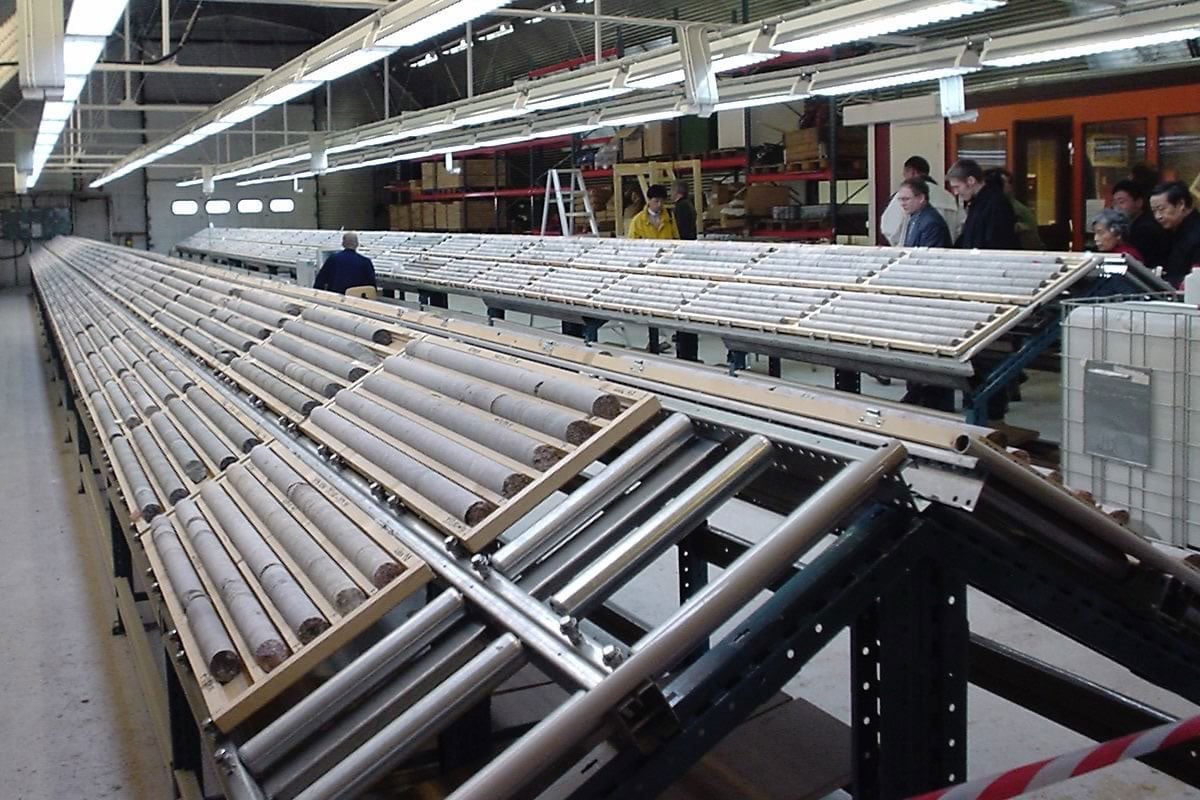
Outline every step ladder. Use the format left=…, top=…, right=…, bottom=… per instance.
left=541, top=169, right=598, bottom=237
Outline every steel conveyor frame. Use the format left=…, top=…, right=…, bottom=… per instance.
left=31, top=236, right=1200, bottom=800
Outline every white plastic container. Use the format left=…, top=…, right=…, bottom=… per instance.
left=1062, top=300, right=1200, bottom=548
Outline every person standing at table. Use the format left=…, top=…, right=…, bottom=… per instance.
left=897, top=178, right=952, bottom=248
left=1150, top=180, right=1200, bottom=287
left=314, top=232, right=376, bottom=294
left=947, top=159, right=1019, bottom=251
left=627, top=185, right=680, bottom=240
left=671, top=180, right=698, bottom=240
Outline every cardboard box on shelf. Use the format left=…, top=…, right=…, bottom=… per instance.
left=622, top=135, right=643, bottom=161
left=643, top=121, right=676, bottom=157
left=743, top=185, right=792, bottom=217
left=464, top=199, right=505, bottom=230
left=437, top=160, right=509, bottom=189
left=784, top=127, right=868, bottom=165
left=421, top=203, right=436, bottom=230
left=388, top=204, right=413, bottom=230
left=421, top=162, right=437, bottom=188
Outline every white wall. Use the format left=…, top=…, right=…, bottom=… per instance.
left=147, top=177, right=317, bottom=253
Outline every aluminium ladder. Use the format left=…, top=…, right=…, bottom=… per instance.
left=541, top=168, right=598, bottom=237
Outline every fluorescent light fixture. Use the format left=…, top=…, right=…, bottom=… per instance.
left=258, top=81, right=320, bottom=107
left=63, top=36, right=107, bottom=75
left=67, top=0, right=128, bottom=37
left=713, top=73, right=810, bottom=110
left=454, top=91, right=528, bottom=126
left=42, top=101, right=74, bottom=122
left=525, top=66, right=631, bottom=111
left=236, top=171, right=316, bottom=187
left=627, top=27, right=778, bottom=89
left=63, top=75, right=87, bottom=103
left=809, top=44, right=981, bottom=95
left=378, top=0, right=516, bottom=48
left=772, top=0, right=1003, bottom=53
left=601, top=105, right=686, bottom=127
left=194, top=120, right=235, bottom=138
left=481, top=23, right=514, bottom=41
left=305, top=47, right=394, bottom=83
left=443, top=39, right=470, bottom=56
left=220, top=104, right=270, bottom=125
left=980, top=4, right=1200, bottom=67
left=410, top=52, right=439, bottom=68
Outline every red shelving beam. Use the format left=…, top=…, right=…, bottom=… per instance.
left=580, top=154, right=749, bottom=180
left=746, top=169, right=832, bottom=184
left=405, top=187, right=544, bottom=202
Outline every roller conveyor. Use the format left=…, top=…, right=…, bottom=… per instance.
left=174, top=229, right=1154, bottom=388
left=35, top=235, right=1200, bottom=800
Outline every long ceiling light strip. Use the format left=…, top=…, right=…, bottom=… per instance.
left=91, top=0, right=515, bottom=188
left=980, top=2, right=1200, bottom=67
left=808, top=43, right=981, bottom=95
left=771, top=0, right=1004, bottom=53
left=30, top=2, right=130, bottom=187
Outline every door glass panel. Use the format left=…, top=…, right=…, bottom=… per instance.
left=1160, top=114, right=1200, bottom=200
left=956, top=131, right=1007, bottom=168
left=1084, top=119, right=1147, bottom=218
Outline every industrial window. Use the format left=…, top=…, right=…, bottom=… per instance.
left=237, top=198, right=264, bottom=214
left=205, top=199, right=232, bottom=215
left=269, top=198, right=296, bottom=213
left=1159, top=115, right=1200, bottom=202
left=171, top=199, right=199, bottom=216
left=956, top=131, right=1007, bottom=169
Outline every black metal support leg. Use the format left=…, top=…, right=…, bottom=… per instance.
left=852, top=560, right=968, bottom=799
left=726, top=350, right=748, bottom=375
left=438, top=697, right=493, bottom=772
left=166, top=652, right=203, bottom=788
left=420, top=291, right=449, bottom=309
left=835, top=368, right=862, bottom=394
left=648, top=326, right=660, bottom=354
left=674, top=332, right=699, bottom=362
left=768, top=356, right=782, bottom=378
left=562, top=321, right=586, bottom=339
left=487, top=307, right=506, bottom=325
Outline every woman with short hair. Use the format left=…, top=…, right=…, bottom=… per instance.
left=1090, top=208, right=1144, bottom=264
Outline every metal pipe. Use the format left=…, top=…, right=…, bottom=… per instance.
left=161, top=0, right=170, bottom=57
left=448, top=441, right=908, bottom=800
left=549, top=434, right=774, bottom=616
left=594, top=0, right=603, bottom=64
left=294, top=634, right=525, bottom=800
left=492, top=412, right=694, bottom=577
left=957, top=435, right=1200, bottom=595
left=239, top=590, right=465, bottom=774
left=465, top=21, right=474, bottom=99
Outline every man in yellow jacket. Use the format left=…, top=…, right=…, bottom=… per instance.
left=627, top=184, right=679, bottom=239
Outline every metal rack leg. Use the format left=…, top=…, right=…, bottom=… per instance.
left=675, top=332, right=699, bottom=362
left=768, top=356, right=782, bottom=378
left=852, top=559, right=968, bottom=799
left=166, top=651, right=204, bottom=794
left=835, top=369, right=861, bottom=394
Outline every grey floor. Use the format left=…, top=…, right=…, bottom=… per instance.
left=0, top=289, right=171, bottom=799
left=3, top=282, right=1196, bottom=799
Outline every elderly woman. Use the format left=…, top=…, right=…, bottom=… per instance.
left=1091, top=208, right=1144, bottom=264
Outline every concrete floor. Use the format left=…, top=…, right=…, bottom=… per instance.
left=6, top=281, right=1198, bottom=799
left=0, top=289, right=170, bottom=799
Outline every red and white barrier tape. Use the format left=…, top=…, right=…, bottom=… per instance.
left=910, top=713, right=1200, bottom=800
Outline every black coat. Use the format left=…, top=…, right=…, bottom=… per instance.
left=955, top=184, right=1019, bottom=250
left=1128, top=211, right=1170, bottom=269
left=314, top=249, right=376, bottom=294
left=1164, top=209, right=1200, bottom=287
left=674, top=197, right=697, bottom=240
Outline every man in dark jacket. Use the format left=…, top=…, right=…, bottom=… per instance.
left=947, top=159, right=1019, bottom=250
left=671, top=180, right=698, bottom=240
left=897, top=178, right=951, bottom=248
left=1112, top=179, right=1169, bottom=268
left=1150, top=180, right=1200, bottom=287
left=314, top=232, right=376, bottom=294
